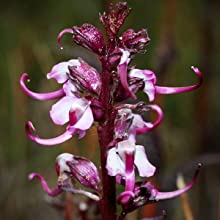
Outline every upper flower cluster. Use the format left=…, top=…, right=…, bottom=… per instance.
left=20, top=2, right=203, bottom=218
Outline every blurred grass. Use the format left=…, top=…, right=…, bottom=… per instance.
left=0, top=0, right=220, bottom=219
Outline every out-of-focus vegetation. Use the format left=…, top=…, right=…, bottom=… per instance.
left=0, top=0, right=220, bottom=219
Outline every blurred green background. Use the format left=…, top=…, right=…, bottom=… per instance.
left=0, top=0, right=220, bottom=219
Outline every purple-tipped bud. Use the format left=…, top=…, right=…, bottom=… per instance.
left=59, top=24, right=105, bottom=55
left=68, top=58, right=101, bottom=95
left=99, top=2, right=131, bottom=39
left=56, top=153, right=101, bottom=192
left=120, top=29, right=150, bottom=53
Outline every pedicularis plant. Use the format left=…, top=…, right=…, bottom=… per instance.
left=20, top=2, right=203, bottom=220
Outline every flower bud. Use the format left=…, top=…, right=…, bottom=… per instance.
left=120, top=29, right=150, bottom=53
left=56, top=153, right=101, bottom=192
left=71, top=24, right=105, bottom=55
left=68, top=58, right=101, bottom=95
left=99, top=2, right=131, bottom=39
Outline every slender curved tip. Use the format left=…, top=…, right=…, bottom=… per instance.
left=28, top=172, right=38, bottom=181
left=155, top=66, right=203, bottom=95
left=57, top=28, right=74, bottom=49
left=25, top=121, right=73, bottom=146
left=154, top=163, right=202, bottom=201
left=135, top=104, right=163, bottom=134
left=20, top=73, right=65, bottom=100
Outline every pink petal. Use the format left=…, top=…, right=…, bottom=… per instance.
left=117, top=50, right=137, bottom=99
left=134, top=145, right=156, bottom=177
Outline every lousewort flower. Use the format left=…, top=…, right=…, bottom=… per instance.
left=21, top=2, right=203, bottom=219
left=29, top=153, right=100, bottom=201
left=21, top=57, right=102, bottom=146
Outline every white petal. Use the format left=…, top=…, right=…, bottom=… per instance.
left=117, top=140, right=135, bottom=162
left=143, top=81, right=155, bottom=102
left=73, top=104, right=94, bottom=130
left=134, top=145, right=156, bottom=177
left=63, top=80, right=78, bottom=96
left=50, top=96, right=76, bottom=125
left=106, top=148, right=125, bottom=176
left=47, top=59, right=80, bottom=83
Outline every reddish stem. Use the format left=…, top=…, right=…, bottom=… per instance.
left=98, top=57, right=117, bottom=220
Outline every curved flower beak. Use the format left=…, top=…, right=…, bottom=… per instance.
left=135, top=104, right=163, bottom=134
left=25, top=121, right=73, bottom=146
left=20, top=73, right=65, bottom=100
left=57, top=28, right=74, bottom=49
left=150, top=164, right=201, bottom=201
left=155, top=66, right=203, bottom=95
left=29, top=173, right=62, bottom=197
left=58, top=24, right=105, bottom=55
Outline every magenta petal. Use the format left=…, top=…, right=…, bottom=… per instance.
left=20, top=73, right=65, bottom=100
left=154, top=164, right=201, bottom=201
left=29, top=173, right=62, bottom=197
left=26, top=121, right=73, bottom=146
left=117, top=191, right=135, bottom=205
left=124, top=152, right=135, bottom=191
left=117, top=50, right=136, bottom=99
left=134, top=145, right=156, bottom=177
left=155, top=66, right=203, bottom=95
left=57, top=28, right=74, bottom=49
left=135, top=104, right=163, bottom=134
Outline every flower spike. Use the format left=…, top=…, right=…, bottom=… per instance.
left=20, top=73, right=65, bottom=100
left=25, top=121, right=73, bottom=146
left=155, top=66, right=203, bottom=95
left=29, top=173, right=62, bottom=197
